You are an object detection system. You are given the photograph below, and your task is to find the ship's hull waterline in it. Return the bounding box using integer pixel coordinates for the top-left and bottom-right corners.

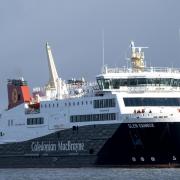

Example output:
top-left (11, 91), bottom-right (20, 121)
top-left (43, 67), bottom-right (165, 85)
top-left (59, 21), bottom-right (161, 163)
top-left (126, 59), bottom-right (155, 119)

top-left (0, 122), bottom-right (180, 167)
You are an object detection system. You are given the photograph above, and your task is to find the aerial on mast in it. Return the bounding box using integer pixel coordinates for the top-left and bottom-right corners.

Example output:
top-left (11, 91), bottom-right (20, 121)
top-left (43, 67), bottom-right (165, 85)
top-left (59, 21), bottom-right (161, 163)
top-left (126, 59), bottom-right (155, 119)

top-left (102, 29), bottom-right (105, 67)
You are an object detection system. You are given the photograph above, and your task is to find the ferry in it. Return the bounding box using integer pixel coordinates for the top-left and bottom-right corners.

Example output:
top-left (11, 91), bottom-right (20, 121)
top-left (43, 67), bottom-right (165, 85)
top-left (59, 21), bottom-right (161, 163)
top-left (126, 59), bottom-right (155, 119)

top-left (0, 41), bottom-right (180, 167)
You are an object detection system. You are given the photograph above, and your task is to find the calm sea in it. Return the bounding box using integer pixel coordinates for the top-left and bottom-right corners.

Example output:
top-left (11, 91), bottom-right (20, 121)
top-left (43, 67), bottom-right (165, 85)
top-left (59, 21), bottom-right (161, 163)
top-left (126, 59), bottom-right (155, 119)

top-left (0, 168), bottom-right (180, 180)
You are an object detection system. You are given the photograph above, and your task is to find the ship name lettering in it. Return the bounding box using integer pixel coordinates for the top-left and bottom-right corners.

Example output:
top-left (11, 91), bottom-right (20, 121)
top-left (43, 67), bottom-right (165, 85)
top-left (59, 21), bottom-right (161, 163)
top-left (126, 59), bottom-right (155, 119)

top-left (58, 141), bottom-right (84, 152)
top-left (128, 123), bottom-right (154, 128)
top-left (31, 141), bottom-right (57, 152)
top-left (138, 123), bottom-right (154, 128)
top-left (128, 124), bottom-right (138, 128)
top-left (31, 141), bottom-right (84, 152)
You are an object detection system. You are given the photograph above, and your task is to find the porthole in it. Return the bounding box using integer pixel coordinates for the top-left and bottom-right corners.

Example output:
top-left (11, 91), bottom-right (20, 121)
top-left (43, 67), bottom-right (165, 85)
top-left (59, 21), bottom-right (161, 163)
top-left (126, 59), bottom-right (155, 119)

top-left (132, 157), bottom-right (136, 162)
top-left (140, 157), bottom-right (144, 162)
top-left (151, 157), bottom-right (155, 162)
top-left (173, 156), bottom-right (176, 161)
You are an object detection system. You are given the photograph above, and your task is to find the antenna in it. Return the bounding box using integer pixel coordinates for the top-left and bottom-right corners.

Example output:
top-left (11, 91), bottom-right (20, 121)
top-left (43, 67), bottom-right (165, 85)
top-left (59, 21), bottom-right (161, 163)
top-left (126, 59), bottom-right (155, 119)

top-left (102, 29), bottom-right (105, 67)
top-left (130, 41), bottom-right (148, 52)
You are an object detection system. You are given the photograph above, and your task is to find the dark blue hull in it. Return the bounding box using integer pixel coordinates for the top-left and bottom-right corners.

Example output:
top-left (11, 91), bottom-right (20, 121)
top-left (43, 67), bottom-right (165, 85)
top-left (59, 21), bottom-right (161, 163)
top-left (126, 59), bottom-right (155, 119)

top-left (0, 122), bottom-right (180, 167)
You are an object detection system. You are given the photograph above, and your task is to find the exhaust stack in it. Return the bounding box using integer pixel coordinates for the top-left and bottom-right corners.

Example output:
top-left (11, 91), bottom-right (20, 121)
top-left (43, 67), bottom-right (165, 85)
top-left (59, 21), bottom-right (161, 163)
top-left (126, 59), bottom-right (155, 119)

top-left (7, 78), bottom-right (31, 110)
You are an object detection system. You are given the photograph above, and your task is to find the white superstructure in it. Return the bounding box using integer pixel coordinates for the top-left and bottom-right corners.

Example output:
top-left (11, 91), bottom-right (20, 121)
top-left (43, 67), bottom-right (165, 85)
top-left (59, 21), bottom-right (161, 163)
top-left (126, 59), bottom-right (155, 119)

top-left (1, 41), bottom-right (180, 144)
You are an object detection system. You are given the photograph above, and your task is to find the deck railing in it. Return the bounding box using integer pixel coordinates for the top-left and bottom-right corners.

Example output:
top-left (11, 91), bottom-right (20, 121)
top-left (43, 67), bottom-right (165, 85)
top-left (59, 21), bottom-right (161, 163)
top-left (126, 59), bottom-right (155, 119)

top-left (103, 67), bottom-right (180, 74)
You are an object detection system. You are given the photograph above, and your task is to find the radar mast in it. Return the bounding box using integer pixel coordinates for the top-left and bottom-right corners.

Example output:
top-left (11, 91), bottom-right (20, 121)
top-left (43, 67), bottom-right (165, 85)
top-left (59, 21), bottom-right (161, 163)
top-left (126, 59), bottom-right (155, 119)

top-left (130, 41), bottom-right (148, 72)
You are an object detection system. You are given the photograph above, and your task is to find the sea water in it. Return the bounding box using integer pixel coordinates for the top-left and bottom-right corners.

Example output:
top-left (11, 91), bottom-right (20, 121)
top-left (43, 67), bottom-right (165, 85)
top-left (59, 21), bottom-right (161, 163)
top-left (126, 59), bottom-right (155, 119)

top-left (0, 168), bottom-right (180, 180)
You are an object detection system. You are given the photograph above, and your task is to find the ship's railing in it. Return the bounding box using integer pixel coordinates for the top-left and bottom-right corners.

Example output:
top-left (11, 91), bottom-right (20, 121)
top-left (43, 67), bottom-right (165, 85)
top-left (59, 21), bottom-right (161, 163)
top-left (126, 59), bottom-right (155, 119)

top-left (104, 67), bottom-right (180, 74)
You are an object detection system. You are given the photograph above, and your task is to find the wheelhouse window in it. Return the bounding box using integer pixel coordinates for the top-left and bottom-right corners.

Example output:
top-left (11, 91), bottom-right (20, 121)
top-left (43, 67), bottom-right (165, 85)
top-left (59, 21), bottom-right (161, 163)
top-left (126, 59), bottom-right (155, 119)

top-left (97, 78), bottom-right (180, 89)
top-left (124, 98), bottom-right (180, 106)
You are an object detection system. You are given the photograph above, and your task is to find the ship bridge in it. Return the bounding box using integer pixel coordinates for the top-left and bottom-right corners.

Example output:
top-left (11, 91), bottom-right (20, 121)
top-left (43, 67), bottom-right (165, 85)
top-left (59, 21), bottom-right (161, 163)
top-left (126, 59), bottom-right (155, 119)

top-left (96, 67), bottom-right (180, 90)
top-left (96, 42), bottom-right (180, 93)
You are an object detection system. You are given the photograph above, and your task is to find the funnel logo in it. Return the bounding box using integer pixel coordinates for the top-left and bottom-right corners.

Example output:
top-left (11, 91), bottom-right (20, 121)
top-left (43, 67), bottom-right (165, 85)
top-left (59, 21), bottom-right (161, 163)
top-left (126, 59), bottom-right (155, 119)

top-left (12, 88), bottom-right (18, 104)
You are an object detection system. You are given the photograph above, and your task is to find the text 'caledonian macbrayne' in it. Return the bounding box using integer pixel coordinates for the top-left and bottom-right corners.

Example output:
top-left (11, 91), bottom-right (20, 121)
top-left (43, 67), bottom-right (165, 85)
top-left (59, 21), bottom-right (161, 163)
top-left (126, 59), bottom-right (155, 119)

top-left (31, 141), bottom-right (85, 152)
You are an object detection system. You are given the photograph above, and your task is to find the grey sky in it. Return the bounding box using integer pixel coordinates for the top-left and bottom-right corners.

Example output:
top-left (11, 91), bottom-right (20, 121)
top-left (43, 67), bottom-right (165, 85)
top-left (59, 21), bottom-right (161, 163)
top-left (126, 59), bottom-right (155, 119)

top-left (0, 0), bottom-right (180, 109)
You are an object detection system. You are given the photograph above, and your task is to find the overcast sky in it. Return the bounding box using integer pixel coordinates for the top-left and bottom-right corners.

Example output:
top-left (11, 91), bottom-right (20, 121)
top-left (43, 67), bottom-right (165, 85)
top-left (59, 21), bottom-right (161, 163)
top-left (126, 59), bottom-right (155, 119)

top-left (0, 0), bottom-right (180, 109)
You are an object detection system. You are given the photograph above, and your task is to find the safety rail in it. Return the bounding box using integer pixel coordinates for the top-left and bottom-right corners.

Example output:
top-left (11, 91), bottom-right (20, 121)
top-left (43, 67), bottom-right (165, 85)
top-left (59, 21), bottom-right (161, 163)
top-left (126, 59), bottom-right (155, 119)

top-left (103, 67), bottom-right (180, 74)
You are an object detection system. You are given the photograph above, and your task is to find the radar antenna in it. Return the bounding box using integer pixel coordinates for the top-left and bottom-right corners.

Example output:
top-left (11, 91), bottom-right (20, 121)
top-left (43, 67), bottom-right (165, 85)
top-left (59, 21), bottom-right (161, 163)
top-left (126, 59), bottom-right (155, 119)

top-left (130, 41), bottom-right (148, 71)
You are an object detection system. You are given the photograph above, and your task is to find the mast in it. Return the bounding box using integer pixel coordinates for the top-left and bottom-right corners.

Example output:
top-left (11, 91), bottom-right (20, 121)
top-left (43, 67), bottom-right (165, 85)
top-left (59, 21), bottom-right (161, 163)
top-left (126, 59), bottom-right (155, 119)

top-left (46, 42), bottom-right (59, 89)
top-left (130, 41), bottom-right (148, 72)
top-left (102, 29), bottom-right (105, 67)
top-left (45, 42), bottom-right (64, 99)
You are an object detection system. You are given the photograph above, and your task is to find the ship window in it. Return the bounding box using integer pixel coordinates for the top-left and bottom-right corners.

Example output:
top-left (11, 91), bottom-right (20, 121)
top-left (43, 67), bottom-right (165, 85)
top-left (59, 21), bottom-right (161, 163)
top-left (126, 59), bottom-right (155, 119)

top-left (103, 79), bottom-right (110, 89)
top-left (8, 120), bottom-right (10, 126)
top-left (57, 103), bottom-right (59, 107)
top-left (98, 78), bottom-right (180, 88)
top-left (86, 101), bottom-right (88, 105)
top-left (49, 104), bottom-right (51, 108)
top-left (93, 99), bottom-right (116, 108)
top-left (120, 79), bottom-right (128, 86)
top-left (44, 104), bottom-right (47, 108)
top-left (29, 118), bottom-right (33, 125)
top-left (97, 79), bottom-right (103, 89)
top-left (53, 104), bottom-right (54, 108)
top-left (124, 98), bottom-right (180, 106)
top-left (37, 118), bottom-right (40, 124)
top-left (112, 79), bottom-right (120, 89)
top-left (69, 102), bottom-right (71, 106)
top-left (65, 103), bottom-right (67, 106)
top-left (70, 113), bottom-right (116, 122)
top-left (27, 117), bottom-right (44, 125)
top-left (73, 102), bottom-right (75, 106)
top-left (77, 102), bottom-right (79, 106)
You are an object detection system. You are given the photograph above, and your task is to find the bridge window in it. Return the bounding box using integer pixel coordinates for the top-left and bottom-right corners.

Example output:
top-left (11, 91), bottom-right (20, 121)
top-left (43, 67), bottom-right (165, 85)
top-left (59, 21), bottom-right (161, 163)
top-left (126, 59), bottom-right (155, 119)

top-left (97, 78), bottom-right (180, 89)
